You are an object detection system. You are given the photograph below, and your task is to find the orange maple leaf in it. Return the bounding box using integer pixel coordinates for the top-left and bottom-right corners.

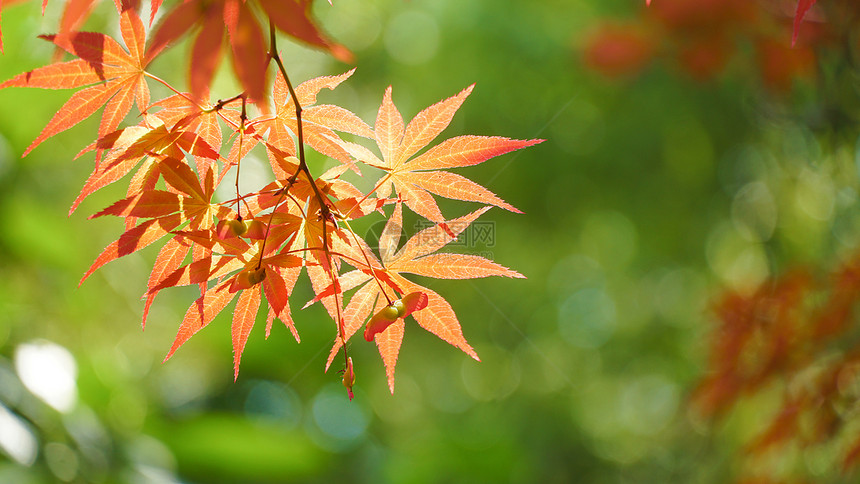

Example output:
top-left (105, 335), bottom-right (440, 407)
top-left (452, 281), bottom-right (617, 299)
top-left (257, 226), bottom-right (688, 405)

top-left (344, 85), bottom-right (544, 223)
top-left (82, 155), bottom-right (226, 285)
top-left (156, 222), bottom-right (306, 377)
top-left (70, 116), bottom-right (219, 215)
top-left (0, 7), bottom-right (150, 156)
top-left (249, 69), bottom-right (374, 167)
top-left (326, 203), bottom-right (524, 392)
top-left (173, 264), bottom-right (302, 376)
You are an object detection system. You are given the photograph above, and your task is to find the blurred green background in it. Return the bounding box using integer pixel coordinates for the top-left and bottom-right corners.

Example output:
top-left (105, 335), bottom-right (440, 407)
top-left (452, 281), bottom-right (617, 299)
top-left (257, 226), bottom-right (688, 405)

top-left (0, 0), bottom-right (858, 482)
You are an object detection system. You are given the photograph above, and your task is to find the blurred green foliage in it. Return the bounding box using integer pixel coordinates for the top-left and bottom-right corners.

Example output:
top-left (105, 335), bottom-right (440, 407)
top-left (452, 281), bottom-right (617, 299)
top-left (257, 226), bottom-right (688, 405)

top-left (1, 0), bottom-right (859, 482)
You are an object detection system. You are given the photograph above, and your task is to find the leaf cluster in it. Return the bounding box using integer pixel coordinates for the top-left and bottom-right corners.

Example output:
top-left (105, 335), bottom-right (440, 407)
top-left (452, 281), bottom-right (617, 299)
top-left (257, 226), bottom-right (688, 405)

top-left (0, 2), bottom-right (542, 398)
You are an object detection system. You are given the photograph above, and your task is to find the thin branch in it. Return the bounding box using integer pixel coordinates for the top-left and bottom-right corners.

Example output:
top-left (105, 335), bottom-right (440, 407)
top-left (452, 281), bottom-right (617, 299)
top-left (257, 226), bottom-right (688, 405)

top-left (268, 20), bottom-right (349, 369)
top-left (235, 95), bottom-right (248, 219)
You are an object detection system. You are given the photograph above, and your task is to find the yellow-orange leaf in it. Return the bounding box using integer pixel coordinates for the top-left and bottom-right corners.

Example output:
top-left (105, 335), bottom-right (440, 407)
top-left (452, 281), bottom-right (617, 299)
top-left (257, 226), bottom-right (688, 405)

top-left (165, 281), bottom-right (236, 362)
top-left (232, 287), bottom-right (261, 380)
top-left (364, 86), bottom-right (543, 222)
top-left (376, 319), bottom-right (405, 394)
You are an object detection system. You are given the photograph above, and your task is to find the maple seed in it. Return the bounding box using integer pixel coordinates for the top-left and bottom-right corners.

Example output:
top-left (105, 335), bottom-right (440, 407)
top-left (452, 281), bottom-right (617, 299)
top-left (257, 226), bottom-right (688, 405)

top-left (237, 267), bottom-right (266, 288)
top-left (249, 267), bottom-right (266, 285)
top-left (342, 357), bottom-right (356, 401)
top-left (381, 303), bottom-right (400, 320)
top-left (216, 218), bottom-right (247, 239)
top-left (243, 220), bottom-right (267, 239)
top-left (229, 219), bottom-right (248, 237)
top-left (378, 298), bottom-right (408, 321)
top-left (364, 292), bottom-right (429, 342)
top-left (391, 299), bottom-right (407, 317)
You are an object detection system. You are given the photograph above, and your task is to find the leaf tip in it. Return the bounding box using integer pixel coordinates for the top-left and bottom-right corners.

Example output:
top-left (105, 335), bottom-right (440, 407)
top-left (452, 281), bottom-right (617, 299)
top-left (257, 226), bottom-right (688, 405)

top-left (331, 44), bottom-right (354, 64)
top-left (21, 143), bottom-right (37, 158)
top-left (78, 271), bottom-right (94, 288)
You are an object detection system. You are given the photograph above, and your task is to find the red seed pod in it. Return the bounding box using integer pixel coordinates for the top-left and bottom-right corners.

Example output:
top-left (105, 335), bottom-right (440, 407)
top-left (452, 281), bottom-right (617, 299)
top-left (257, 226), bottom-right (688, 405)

top-left (342, 357), bottom-right (356, 400)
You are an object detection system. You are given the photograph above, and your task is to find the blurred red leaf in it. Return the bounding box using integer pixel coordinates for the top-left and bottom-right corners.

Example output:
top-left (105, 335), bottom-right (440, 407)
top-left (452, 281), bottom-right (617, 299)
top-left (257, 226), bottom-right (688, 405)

top-left (582, 23), bottom-right (657, 78)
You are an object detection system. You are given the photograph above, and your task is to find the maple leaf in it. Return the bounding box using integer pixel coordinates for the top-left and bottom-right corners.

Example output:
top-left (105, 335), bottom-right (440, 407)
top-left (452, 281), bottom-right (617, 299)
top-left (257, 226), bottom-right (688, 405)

top-left (0, 7), bottom-right (150, 156)
top-left (0, 0), bottom-right (538, 405)
top-left (148, 92), bottom-right (251, 180)
top-left (243, 69), bottom-right (373, 171)
top-left (0, 0), bottom-right (136, 53)
top-left (146, 0), bottom-right (351, 102)
top-left (346, 85), bottom-right (544, 223)
top-left (82, 154), bottom-right (226, 285)
top-left (325, 203), bottom-right (524, 392)
top-left (257, 0), bottom-right (351, 62)
top-left (70, 116), bottom-right (220, 215)
top-left (146, 0), bottom-right (266, 101)
top-left (158, 230), bottom-right (305, 377)
top-left (232, 285), bottom-right (262, 380)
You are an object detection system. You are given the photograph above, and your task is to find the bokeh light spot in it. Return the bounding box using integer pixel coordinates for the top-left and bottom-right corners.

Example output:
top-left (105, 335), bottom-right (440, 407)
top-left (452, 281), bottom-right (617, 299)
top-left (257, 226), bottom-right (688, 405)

top-left (323, 0), bottom-right (381, 51)
top-left (44, 442), bottom-right (79, 482)
top-left (732, 181), bottom-right (777, 242)
top-left (312, 385), bottom-right (369, 445)
top-left (706, 222), bottom-right (769, 291)
top-left (618, 374), bottom-right (679, 435)
top-left (794, 168), bottom-right (835, 222)
top-left (244, 381), bottom-right (302, 429)
top-left (15, 340), bottom-right (78, 413)
top-left (0, 403), bottom-right (37, 466)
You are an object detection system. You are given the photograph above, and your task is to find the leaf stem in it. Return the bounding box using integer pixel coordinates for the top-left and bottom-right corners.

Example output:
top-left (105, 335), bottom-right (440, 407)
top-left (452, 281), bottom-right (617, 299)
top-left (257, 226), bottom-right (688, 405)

top-left (267, 19), bottom-right (349, 371)
top-left (235, 95), bottom-right (248, 219)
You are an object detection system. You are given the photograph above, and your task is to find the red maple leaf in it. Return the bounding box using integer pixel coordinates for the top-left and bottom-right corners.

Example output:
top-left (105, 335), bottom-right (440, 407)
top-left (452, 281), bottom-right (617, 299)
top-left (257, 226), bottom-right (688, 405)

top-left (0, 7), bottom-right (150, 156)
top-left (70, 115), bottom-right (219, 215)
top-left (0, 0), bottom-right (139, 53)
top-left (82, 154), bottom-right (224, 286)
top-left (146, 0), bottom-right (351, 102)
top-left (793, 0), bottom-right (818, 45)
